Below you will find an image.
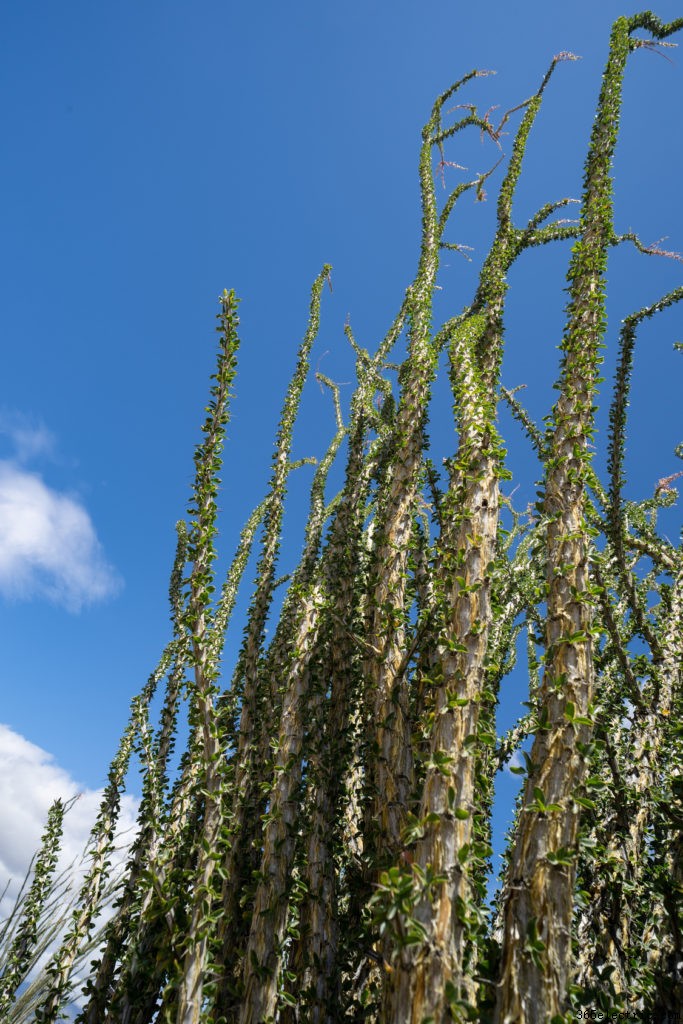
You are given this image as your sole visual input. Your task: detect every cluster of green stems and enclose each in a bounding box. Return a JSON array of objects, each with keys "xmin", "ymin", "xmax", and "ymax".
[{"xmin": 3, "ymin": 11, "xmax": 683, "ymax": 1024}]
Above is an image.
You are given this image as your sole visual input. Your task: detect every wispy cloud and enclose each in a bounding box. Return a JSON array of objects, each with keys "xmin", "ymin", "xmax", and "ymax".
[
  {"xmin": 0, "ymin": 411, "xmax": 56, "ymax": 464},
  {"xmin": 0, "ymin": 461, "xmax": 121, "ymax": 611},
  {"xmin": 0, "ymin": 723, "xmax": 139, "ymax": 917}
]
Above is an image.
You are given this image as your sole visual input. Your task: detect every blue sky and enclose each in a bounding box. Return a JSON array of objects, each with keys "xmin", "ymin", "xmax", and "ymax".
[{"xmin": 0, "ymin": 1, "xmax": 682, "ymax": 881}]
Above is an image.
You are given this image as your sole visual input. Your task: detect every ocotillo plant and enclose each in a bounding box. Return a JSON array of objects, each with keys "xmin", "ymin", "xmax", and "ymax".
[{"xmin": 2, "ymin": 11, "xmax": 683, "ymax": 1024}]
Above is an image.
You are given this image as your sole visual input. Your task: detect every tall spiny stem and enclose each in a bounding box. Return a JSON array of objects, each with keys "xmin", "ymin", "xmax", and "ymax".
[
  {"xmin": 380, "ymin": 56, "xmax": 572, "ymax": 1022},
  {"xmin": 169, "ymin": 289, "xmax": 241, "ymax": 1024},
  {"xmin": 238, "ymin": 378, "xmax": 346, "ymax": 1024},
  {"xmin": 0, "ymin": 801, "xmax": 66, "ymax": 1017},
  {"xmin": 363, "ymin": 72, "xmax": 495, "ymax": 892},
  {"xmin": 216, "ymin": 265, "xmax": 331, "ymax": 1016},
  {"xmin": 496, "ymin": 15, "xmax": 683, "ymax": 1022}
]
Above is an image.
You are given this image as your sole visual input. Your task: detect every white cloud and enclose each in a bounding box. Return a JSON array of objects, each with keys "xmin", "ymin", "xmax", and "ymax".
[
  {"xmin": 504, "ymin": 749, "xmax": 525, "ymax": 775},
  {"xmin": 0, "ymin": 725, "xmax": 140, "ymax": 1016},
  {"xmin": 0, "ymin": 411, "xmax": 56, "ymax": 464},
  {"xmin": 0, "ymin": 461, "xmax": 121, "ymax": 611},
  {"xmin": 0, "ymin": 723, "xmax": 139, "ymax": 919}
]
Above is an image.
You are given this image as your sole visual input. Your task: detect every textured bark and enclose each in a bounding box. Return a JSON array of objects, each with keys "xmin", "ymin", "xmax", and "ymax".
[
  {"xmin": 363, "ymin": 91, "xmax": 442, "ymax": 872},
  {"xmin": 387, "ymin": 63, "xmax": 561, "ymax": 1015},
  {"xmin": 239, "ymin": 584, "xmax": 324, "ymax": 1024},
  {"xmin": 492, "ymin": 17, "xmax": 658, "ymax": 1018},
  {"xmin": 365, "ymin": 427, "xmax": 423, "ymax": 856},
  {"xmin": 494, "ymin": 520, "xmax": 593, "ymax": 1021},
  {"xmin": 382, "ymin": 309, "xmax": 501, "ymax": 1022},
  {"xmin": 292, "ymin": 412, "xmax": 374, "ymax": 1023}
]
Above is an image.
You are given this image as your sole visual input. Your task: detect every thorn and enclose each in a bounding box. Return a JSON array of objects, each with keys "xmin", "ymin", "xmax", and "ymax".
[
  {"xmin": 655, "ymin": 470, "xmax": 683, "ymax": 493},
  {"xmin": 315, "ymin": 351, "xmax": 330, "ymax": 388}
]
